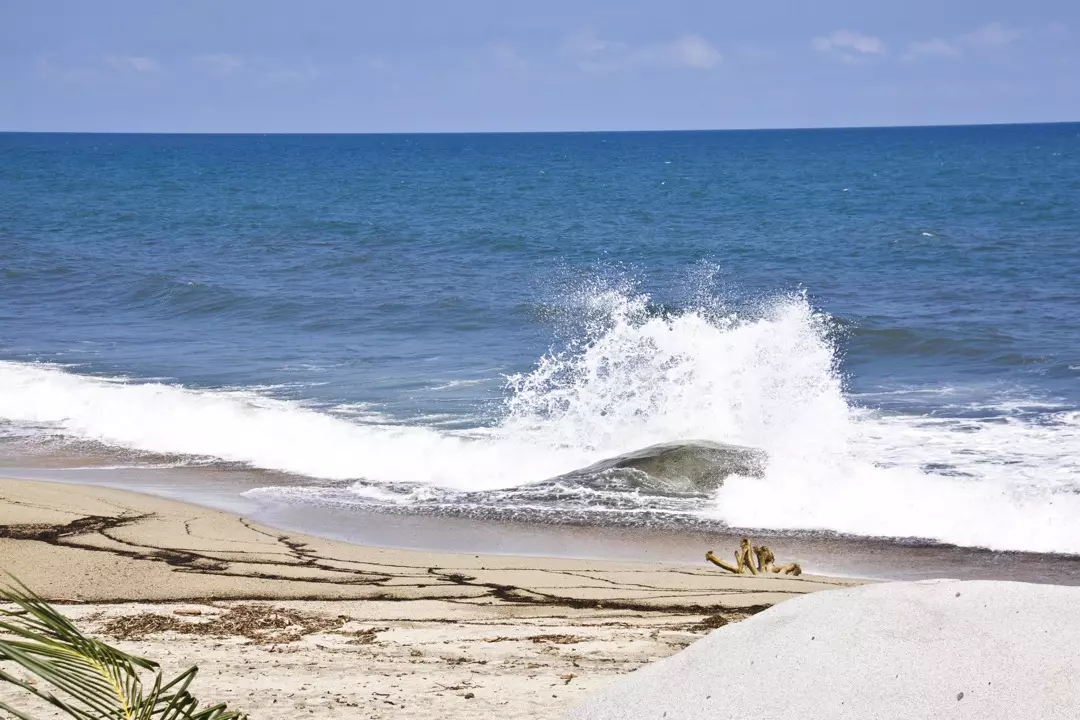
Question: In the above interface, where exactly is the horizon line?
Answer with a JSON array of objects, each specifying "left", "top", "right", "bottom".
[{"left": 2, "top": 119, "right": 1078, "bottom": 136}]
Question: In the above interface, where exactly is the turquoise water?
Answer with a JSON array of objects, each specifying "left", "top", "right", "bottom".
[{"left": 1, "top": 124, "right": 1079, "bottom": 553}]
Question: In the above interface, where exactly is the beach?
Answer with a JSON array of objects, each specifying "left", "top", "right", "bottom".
[
  {"left": 5, "top": 3, "right": 1080, "bottom": 717},
  {"left": 3, "top": 124, "right": 1080, "bottom": 718},
  {"left": 0, "top": 476, "right": 855, "bottom": 718}
]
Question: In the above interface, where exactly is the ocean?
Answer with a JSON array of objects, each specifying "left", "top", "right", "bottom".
[{"left": 2, "top": 124, "right": 1079, "bottom": 563}]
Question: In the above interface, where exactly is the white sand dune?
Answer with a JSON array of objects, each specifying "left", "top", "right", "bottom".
[{"left": 568, "top": 579, "right": 1080, "bottom": 720}]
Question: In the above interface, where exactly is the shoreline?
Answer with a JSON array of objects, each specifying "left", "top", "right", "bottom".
[
  {"left": 0, "top": 476, "right": 850, "bottom": 605},
  {"left": 7, "top": 465, "right": 1080, "bottom": 586},
  {"left": 0, "top": 476, "right": 854, "bottom": 719}
]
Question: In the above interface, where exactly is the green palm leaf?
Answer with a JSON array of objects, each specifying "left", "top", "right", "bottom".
[{"left": 0, "top": 578, "right": 245, "bottom": 720}]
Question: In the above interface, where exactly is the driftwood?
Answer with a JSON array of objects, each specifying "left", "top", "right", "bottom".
[{"left": 706, "top": 538, "right": 802, "bottom": 576}]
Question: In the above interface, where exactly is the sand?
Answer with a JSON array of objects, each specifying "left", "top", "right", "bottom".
[
  {"left": 568, "top": 578, "right": 1080, "bottom": 720},
  {"left": 0, "top": 477, "right": 854, "bottom": 719}
]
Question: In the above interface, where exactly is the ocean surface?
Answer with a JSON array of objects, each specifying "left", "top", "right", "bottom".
[{"left": 1, "top": 125, "right": 1079, "bottom": 556}]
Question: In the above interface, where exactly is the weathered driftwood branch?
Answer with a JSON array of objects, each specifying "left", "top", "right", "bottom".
[
  {"left": 703, "top": 550, "right": 740, "bottom": 573},
  {"left": 706, "top": 538, "right": 802, "bottom": 576}
]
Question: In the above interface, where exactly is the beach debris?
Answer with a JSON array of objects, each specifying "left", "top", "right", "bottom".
[
  {"left": 529, "top": 633, "right": 583, "bottom": 644},
  {"left": 347, "top": 626, "right": 387, "bottom": 645},
  {"left": 705, "top": 538, "right": 802, "bottom": 576},
  {"left": 174, "top": 608, "right": 203, "bottom": 616},
  {"left": 481, "top": 633, "right": 583, "bottom": 644},
  {"left": 102, "top": 603, "right": 348, "bottom": 644},
  {"left": 683, "top": 614, "right": 731, "bottom": 632}
]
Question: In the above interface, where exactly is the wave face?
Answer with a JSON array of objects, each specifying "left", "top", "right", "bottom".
[{"left": 3, "top": 286, "right": 1080, "bottom": 553}]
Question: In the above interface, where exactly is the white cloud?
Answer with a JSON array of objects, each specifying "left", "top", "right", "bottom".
[
  {"left": 813, "top": 30, "right": 886, "bottom": 60},
  {"left": 962, "top": 22, "right": 1022, "bottom": 48},
  {"left": 561, "top": 30, "right": 627, "bottom": 72},
  {"left": 563, "top": 31, "right": 721, "bottom": 72},
  {"left": 904, "top": 38, "right": 961, "bottom": 60},
  {"left": 195, "top": 53, "right": 243, "bottom": 76},
  {"left": 667, "top": 34, "right": 722, "bottom": 69},
  {"left": 105, "top": 55, "right": 160, "bottom": 74}
]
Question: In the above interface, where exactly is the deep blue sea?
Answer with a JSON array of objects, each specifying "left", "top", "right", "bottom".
[{"left": 2, "top": 125, "right": 1079, "bottom": 554}]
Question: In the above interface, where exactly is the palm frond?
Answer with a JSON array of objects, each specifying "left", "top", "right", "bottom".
[{"left": 0, "top": 578, "right": 245, "bottom": 720}]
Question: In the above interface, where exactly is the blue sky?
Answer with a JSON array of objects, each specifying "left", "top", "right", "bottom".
[{"left": 1, "top": 0, "right": 1077, "bottom": 132}]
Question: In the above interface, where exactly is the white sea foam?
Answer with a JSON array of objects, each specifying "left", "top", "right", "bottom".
[
  {"left": 0, "top": 361, "right": 591, "bottom": 490},
  {"left": 2, "top": 286, "right": 1080, "bottom": 553},
  {"left": 430, "top": 378, "right": 491, "bottom": 391},
  {"left": 712, "top": 404, "right": 1080, "bottom": 553}
]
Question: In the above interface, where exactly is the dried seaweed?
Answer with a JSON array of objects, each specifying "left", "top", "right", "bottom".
[
  {"left": 346, "top": 626, "right": 386, "bottom": 645},
  {"left": 103, "top": 604, "right": 348, "bottom": 644}
]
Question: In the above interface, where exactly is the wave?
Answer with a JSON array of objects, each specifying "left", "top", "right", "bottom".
[
  {"left": 713, "top": 408, "right": 1080, "bottom": 553},
  {"left": 2, "top": 285, "right": 1080, "bottom": 554},
  {"left": 0, "top": 360, "right": 591, "bottom": 490}
]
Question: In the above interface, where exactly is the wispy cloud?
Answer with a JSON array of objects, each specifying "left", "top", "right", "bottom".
[
  {"left": 366, "top": 57, "right": 391, "bottom": 73},
  {"left": 903, "top": 38, "right": 961, "bottom": 61},
  {"left": 905, "top": 22, "right": 1024, "bottom": 62},
  {"left": 812, "top": 30, "right": 886, "bottom": 62},
  {"left": 962, "top": 22, "right": 1023, "bottom": 48},
  {"left": 489, "top": 42, "right": 528, "bottom": 71},
  {"left": 665, "top": 34, "right": 723, "bottom": 69},
  {"left": 1044, "top": 21, "right": 1070, "bottom": 41},
  {"left": 730, "top": 43, "right": 781, "bottom": 65},
  {"left": 563, "top": 31, "right": 721, "bottom": 73},
  {"left": 258, "top": 60, "right": 320, "bottom": 87},
  {"left": 192, "top": 54, "right": 326, "bottom": 84},
  {"left": 36, "top": 55, "right": 95, "bottom": 84},
  {"left": 194, "top": 53, "right": 243, "bottom": 76},
  {"left": 563, "top": 30, "right": 620, "bottom": 63},
  {"left": 105, "top": 55, "right": 160, "bottom": 74}
]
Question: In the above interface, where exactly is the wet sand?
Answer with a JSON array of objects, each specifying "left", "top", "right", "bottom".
[
  {"left": 5, "top": 462, "right": 1080, "bottom": 585},
  {"left": 0, "top": 476, "right": 854, "bottom": 719}
]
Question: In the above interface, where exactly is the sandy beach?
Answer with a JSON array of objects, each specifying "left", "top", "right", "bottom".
[{"left": 0, "top": 476, "right": 856, "bottom": 718}]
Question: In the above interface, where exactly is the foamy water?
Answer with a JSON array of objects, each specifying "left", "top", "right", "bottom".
[{"left": 2, "top": 288, "right": 1079, "bottom": 554}]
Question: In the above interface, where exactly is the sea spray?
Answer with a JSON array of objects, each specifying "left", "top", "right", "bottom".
[{"left": 501, "top": 287, "right": 848, "bottom": 460}]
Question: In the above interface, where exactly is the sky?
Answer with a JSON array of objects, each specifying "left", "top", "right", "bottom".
[{"left": 1, "top": 0, "right": 1077, "bottom": 133}]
